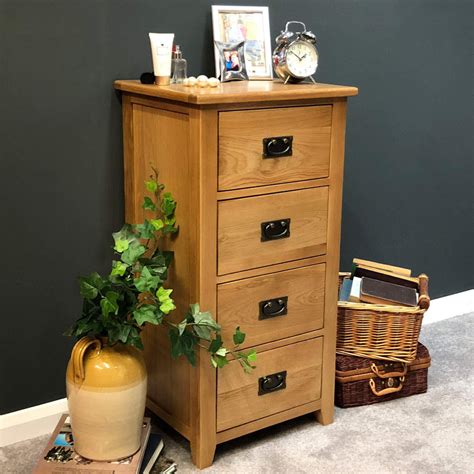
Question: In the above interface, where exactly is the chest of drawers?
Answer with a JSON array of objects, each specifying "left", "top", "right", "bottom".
[{"left": 114, "top": 80, "right": 358, "bottom": 468}]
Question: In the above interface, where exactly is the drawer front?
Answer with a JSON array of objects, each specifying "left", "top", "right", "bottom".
[
  {"left": 218, "top": 264, "right": 326, "bottom": 348},
  {"left": 217, "top": 337, "right": 323, "bottom": 431},
  {"left": 218, "top": 106, "right": 332, "bottom": 191},
  {"left": 217, "top": 187, "right": 328, "bottom": 275}
]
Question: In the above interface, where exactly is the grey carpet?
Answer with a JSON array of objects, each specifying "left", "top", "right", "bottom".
[{"left": 1, "top": 313, "right": 472, "bottom": 473}]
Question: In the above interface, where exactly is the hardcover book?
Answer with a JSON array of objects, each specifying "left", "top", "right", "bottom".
[
  {"left": 33, "top": 414, "right": 151, "bottom": 473},
  {"left": 360, "top": 277, "right": 418, "bottom": 307}
]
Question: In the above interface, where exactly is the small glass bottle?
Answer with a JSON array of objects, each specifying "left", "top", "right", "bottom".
[{"left": 171, "top": 45, "right": 187, "bottom": 84}]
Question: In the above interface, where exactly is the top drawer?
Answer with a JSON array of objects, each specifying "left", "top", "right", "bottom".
[{"left": 218, "top": 106, "right": 332, "bottom": 191}]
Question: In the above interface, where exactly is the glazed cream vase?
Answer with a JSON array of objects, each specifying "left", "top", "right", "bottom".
[{"left": 66, "top": 336, "right": 147, "bottom": 461}]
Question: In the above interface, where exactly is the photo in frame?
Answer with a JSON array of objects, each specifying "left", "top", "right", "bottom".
[
  {"left": 212, "top": 5, "right": 272, "bottom": 80},
  {"left": 214, "top": 40, "right": 249, "bottom": 82}
]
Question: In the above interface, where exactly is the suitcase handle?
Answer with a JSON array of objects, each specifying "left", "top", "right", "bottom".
[
  {"left": 370, "top": 363, "right": 407, "bottom": 379},
  {"left": 369, "top": 377, "right": 404, "bottom": 396}
]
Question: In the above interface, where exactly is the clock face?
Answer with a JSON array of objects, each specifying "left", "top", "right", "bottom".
[{"left": 286, "top": 41, "right": 318, "bottom": 78}]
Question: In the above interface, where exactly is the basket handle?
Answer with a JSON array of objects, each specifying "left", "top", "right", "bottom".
[
  {"left": 370, "top": 363, "right": 407, "bottom": 379},
  {"left": 369, "top": 377, "right": 404, "bottom": 397},
  {"left": 418, "top": 274, "right": 430, "bottom": 310}
]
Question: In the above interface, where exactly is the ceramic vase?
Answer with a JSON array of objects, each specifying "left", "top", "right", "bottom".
[{"left": 66, "top": 336, "right": 147, "bottom": 461}]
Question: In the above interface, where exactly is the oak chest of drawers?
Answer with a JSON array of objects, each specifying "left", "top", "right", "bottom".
[{"left": 114, "top": 80, "right": 358, "bottom": 468}]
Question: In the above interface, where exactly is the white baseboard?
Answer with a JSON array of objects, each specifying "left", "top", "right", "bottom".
[
  {"left": 0, "top": 398, "right": 68, "bottom": 447},
  {"left": 422, "top": 289, "right": 474, "bottom": 325},
  {"left": 1, "top": 289, "right": 472, "bottom": 448}
]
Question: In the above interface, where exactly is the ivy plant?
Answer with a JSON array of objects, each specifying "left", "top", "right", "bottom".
[{"left": 67, "top": 168, "right": 256, "bottom": 373}]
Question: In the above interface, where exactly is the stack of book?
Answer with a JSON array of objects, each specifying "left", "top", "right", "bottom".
[
  {"left": 33, "top": 414, "right": 177, "bottom": 474},
  {"left": 339, "top": 258, "right": 419, "bottom": 307}
]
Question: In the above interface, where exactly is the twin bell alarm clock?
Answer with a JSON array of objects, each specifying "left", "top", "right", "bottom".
[{"left": 273, "top": 21, "right": 319, "bottom": 84}]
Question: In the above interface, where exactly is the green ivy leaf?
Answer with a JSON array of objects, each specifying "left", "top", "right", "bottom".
[
  {"left": 150, "top": 219, "right": 164, "bottom": 231},
  {"left": 135, "top": 220, "right": 155, "bottom": 240},
  {"left": 247, "top": 349, "right": 257, "bottom": 363},
  {"left": 112, "top": 224, "right": 136, "bottom": 253},
  {"left": 169, "top": 327, "right": 198, "bottom": 366},
  {"left": 233, "top": 326, "right": 246, "bottom": 346},
  {"left": 161, "top": 192, "right": 176, "bottom": 216},
  {"left": 126, "top": 326, "right": 144, "bottom": 349},
  {"left": 145, "top": 180, "right": 158, "bottom": 193},
  {"left": 121, "top": 241, "right": 146, "bottom": 265},
  {"left": 208, "top": 335, "right": 223, "bottom": 354},
  {"left": 162, "top": 224, "right": 178, "bottom": 235},
  {"left": 100, "top": 291, "right": 119, "bottom": 318},
  {"left": 79, "top": 272, "right": 105, "bottom": 300},
  {"left": 108, "top": 324, "right": 131, "bottom": 344},
  {"left": 194, "top": 310, "right": 220, "bottom": 332},
  {"left": 160, "top": 299, "right": 176, "bottom": 314},
  {"left": 216, "top": 347, "right": 227, "bottom": 357},
  {"left": 110, "top": 261, "right": 128, "bottom": 277},
  {"left": 156, "top": 287, "right": 176, "bottom": 314},
  {"left": 134, "top": 266, "right": 160, "bottom": 292},
  {"left": 164, "top": 216, "right": 176, "bottom": 226},
  {"left": 163, "top": 251, "right": 174, "bottom": 267},
  {"left": 133, "top": 304, "right": 162, "bottom": 326},
  {"left": 178, "top": 320, "right": 187, "bottom": 335},
  {"left": 211, "top": 354, "right": 229, "bottom": 368},
  {"left": 79, "top": 278, "right": 98, "bottom": 300},
  {"left": 156, "top": 287, "right": 173, "bottom": 302},
  {"left": 115, "top": 240, "right": 129, "bottom": 253},
  {"left": 193, "top": 324, "right": 212, "bottom": 341},
  {"left": 143, "top": 196, "right": 156, "bottom": 211},
  {"left": 238, "top": 358, "right": 255, "bottom": 374}
]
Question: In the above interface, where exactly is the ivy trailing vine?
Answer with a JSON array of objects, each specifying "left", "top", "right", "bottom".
[{"left": 67, "top": 168, "right": 256, "bottom": 373}]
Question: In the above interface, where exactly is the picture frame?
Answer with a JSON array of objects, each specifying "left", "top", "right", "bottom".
[{"left": 212, "top": 5, "right": 272, "bottom": 80}]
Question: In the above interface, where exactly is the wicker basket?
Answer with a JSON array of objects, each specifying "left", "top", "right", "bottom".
[{"left": 336, "top": 272, "right": 430, "bottom": 363}]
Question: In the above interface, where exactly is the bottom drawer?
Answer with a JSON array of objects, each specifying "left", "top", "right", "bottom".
[{"left": 217, "top": 337, "right": 323, "bottom": 432}]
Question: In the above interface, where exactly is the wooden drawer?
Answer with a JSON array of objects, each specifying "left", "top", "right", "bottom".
[
  {"left": 218, "top": 264, "right": 325, "bottom": 348},
  {"left": 217, "top": 187, "right": 328, "bottom": 275},
  {"left": 217, "top": 337, "right": 323, "bottom": 431},
  {"left": 218, "top": 106, "right": 332, "bottom": 191}
]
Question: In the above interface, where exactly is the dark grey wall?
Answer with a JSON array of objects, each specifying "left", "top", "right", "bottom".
[{"left": 1, "top": 1, "right": 472, "bottom": 414}]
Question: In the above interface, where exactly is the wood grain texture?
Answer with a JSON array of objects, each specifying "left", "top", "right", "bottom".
[
  {"left": 189, "top": 108, "right": 218, "bottom": 469},
  {"left": 217, "top": 337, "right": 323, "bottom": 432},
  {"left": 216, "top": 399, "right": 321, "bottom": 444},
  {"left": 218, "top": 187, "right": 329, "bottom": 275},
  {"left": 118, "top": 84, "right": 357, "bottom": 468},
  {"left": 218, "top": 106, "right": 331, "bottom": 190},
  {"left": 216, "top": 255, "right": 326, "bottom": 284},
  {"left": 114, "top": 80, "right": 358, "bottom": 104},
  {"left": 126, "top": 102, "right": 197, "bottom": 439},
  {"left": 315, "top": 99, "right": 348, "bottom": 426},
  {"left": 217, "top": 178, "right": 331, "bottom": 201},
  {"left": 217, "top": 264, "right": 326, "bottom": 348}
]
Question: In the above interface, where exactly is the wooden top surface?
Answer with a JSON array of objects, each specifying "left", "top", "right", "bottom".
[{"left": 114, "top": 79, "right": 358, "bottom": 105}]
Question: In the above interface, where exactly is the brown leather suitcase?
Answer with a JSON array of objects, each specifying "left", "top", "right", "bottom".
[{"left": 335, "top": 343, "right": 430, "bottom": 408}]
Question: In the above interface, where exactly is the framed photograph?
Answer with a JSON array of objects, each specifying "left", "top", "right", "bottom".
[{"left": 212, "top": 5, "right": 272, "bottom": 80}]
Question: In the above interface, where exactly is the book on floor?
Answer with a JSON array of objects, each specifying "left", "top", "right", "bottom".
[
  {"left": 139, "top": 433, "right": 164, "bottom": 474},
  {"left": 33, "top": 414, "right": 152, "bottom": 473},
  {"left": 154, "top": 456, "right": 177, "bottom": 474}
]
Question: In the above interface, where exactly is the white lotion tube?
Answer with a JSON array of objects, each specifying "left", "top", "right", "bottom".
[{"left": 149, "top": 33, "right": 174, "bottom": 85}]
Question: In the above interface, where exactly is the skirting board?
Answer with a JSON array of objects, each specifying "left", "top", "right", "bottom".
[
  {"left": 422, "top": 289, "right": 473, "bottom": 325},
  {"left": 1, "top": 289, "right": 472, "bottom": 447},
  {"left": 0, "top": 398, "right": 68, "bottom": 447}
]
